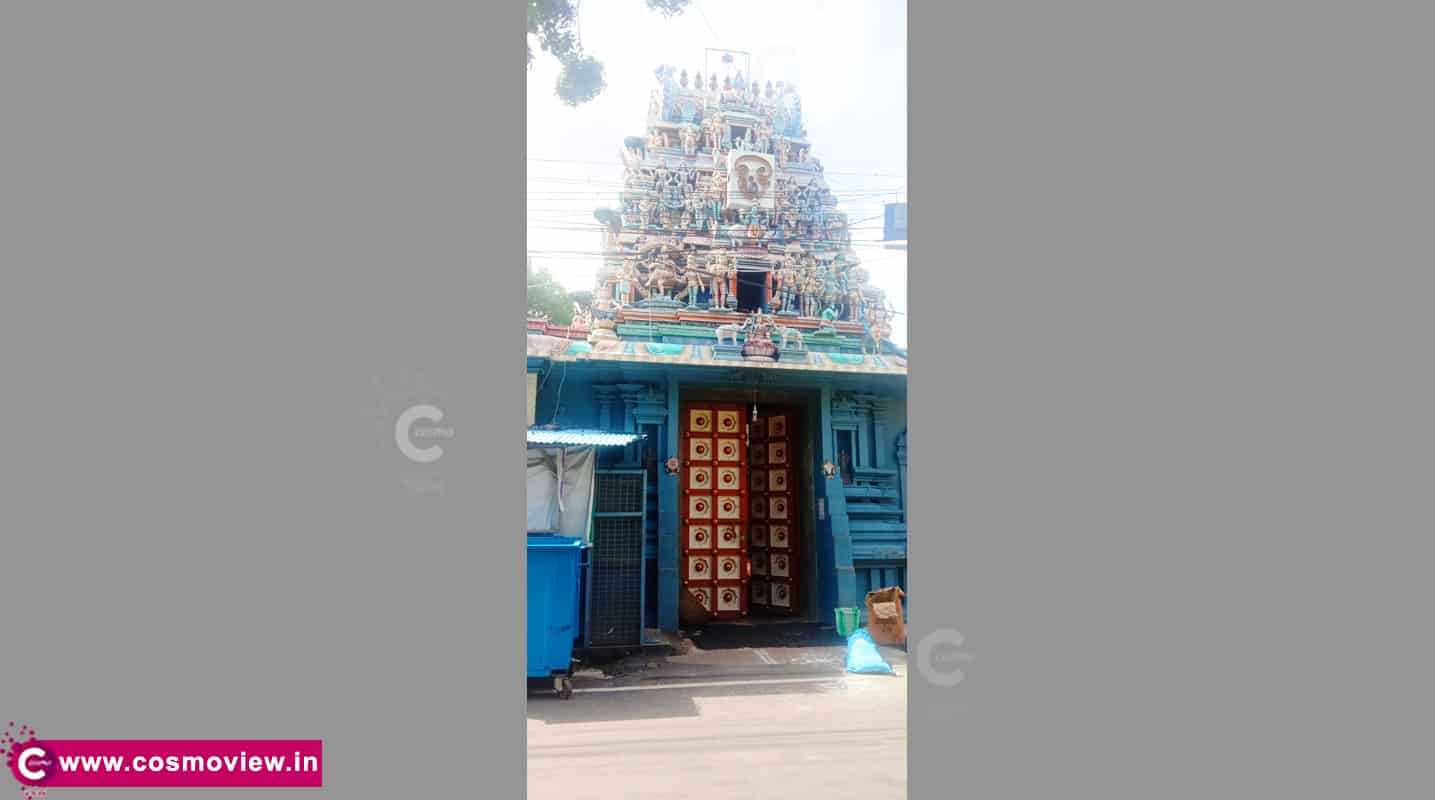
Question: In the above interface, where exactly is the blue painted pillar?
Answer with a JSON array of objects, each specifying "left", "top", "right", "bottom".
[
  {"left": 657, "top": 375, "right": 682, "bottom": 631},
  {"left": 872, "top": 398, "right": 887, "bottom": 470},
  {"left": 896, "top": 430, "right": 909, "bottom": 521},
  {"left": 819, "top": 385, "right": 858, "bottom": 615}
]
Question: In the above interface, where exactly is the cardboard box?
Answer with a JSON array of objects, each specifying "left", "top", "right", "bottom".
[{"left": 865, "top": 586, "right": 906, "bottom": 646}]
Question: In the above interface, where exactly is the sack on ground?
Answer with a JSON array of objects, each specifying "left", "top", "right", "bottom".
[
  {"left": 845, "top": 629, "right": 894, "bottom": 675},
  {"left": 865, "top": 586, "right": 906, "bottom": 646},
  {"left": 679, "top": 585, "right": 714, "bottom": 626}
]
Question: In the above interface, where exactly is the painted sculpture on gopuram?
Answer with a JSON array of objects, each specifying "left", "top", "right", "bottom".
[{"left": 588, "top": 52, "right": 895, "bottom": 353}]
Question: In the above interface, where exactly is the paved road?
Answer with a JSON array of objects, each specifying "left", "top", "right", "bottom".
[{"left": 528, "top": 671, "right": 907, "bottom": 799}]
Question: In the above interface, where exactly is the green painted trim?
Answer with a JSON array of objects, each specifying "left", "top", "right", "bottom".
[
  {"left": 613, "top": 323, "right": 864, "bottom": 352},
  {"left": 645, "top": 342, "right": 685, "bottom": 356}
]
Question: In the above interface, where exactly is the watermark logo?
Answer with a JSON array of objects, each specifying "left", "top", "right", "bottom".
[
  {"left": 13, "top": 744, "right": 54, "bottom": 786},
  {"left": 395, "top": 404, "right": 453, "bottom": 464},
  {"left": 5, "top": 724, "right": 50, "bottom": 798},
  {"left": 5, "top": 723, "right": 322, "bottom": 793},
  {"left": 912, "top": 628, "right": 974, "bottom": 688},
  {"left": 362, "top": 371, "right": 452, "bottom": 496}
]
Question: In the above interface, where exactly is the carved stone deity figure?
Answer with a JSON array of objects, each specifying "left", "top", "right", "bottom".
[
  {"left": 595, "top": 262, "right": 617, "bottom": 302},
  {"left": 755, "top": 121, "right": 771, "bottom": 154},
  {"left": 775, "top": 137, "right": 790, "bottom": 168},
  {"left": 639, "top": 195, "right": 658, "bottom": 228},
  {"left": 748, "top": 308, "right": 775, "bottom": 342},
  {"left": 685, "top": 195, "right": 702, "bottom": 230},
  {"left": 679, "top": 124, "right": 699, "bottom": 156},
  {"left": 703, "top": 113, "right": 721, "bottom": 151},
  {"left": 801, "top": 271, "right": 821, "bottom": 317},
  {"left": 707, "top": 249, "right": 733, "bottom": 309},
  {"left": 660, "top": 170, "right": 686, "bottom": 213},
  {"left": 679, "top": 255, "right": 707, "bottom": 307},
  {"left": 775, "top": 260, "right": 800, "bottom": 313},
  {"left": 864, "top": 309, "right": 893, "bottom": 354},
  {"left": 660, "top": 235, "right": 685, "bottom": 273},
  {"left": 821, "top": 269, "right": 843, "bottom": 314},
  {"left": 646, "top": 254, "right": 679, "bottom": 298},
  {"left": 744, "top": 207, "right": 766, "bottom": 244},
  {"left": 706, "top": 178, "right": 724, "bottom": 218},
  {"left": 615, "top": 258, "right": 639, "bottom": 306},
  {"left": 844, "top": 267, "right": 869, "bottom": 322},
  {"left": 781, "top": 209, "right": 800, "bottom": 240},
  {"left": 862, "top": 285, "right": 888, "bottom": 322}
]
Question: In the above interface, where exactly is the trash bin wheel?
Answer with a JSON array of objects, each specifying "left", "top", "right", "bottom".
[{"left": 555, "top": 676, "right": 573, "bottom": 700}]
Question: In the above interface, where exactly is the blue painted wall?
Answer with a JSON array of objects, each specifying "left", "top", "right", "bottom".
[{"left": 529, "top": 355, "right": 907, "bottom": 632}]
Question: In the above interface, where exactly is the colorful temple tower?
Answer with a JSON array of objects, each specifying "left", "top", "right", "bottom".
[
  {"left": 586, "top": 58, "right": 896, "bottom": 358},
  {"left": 529, "top": 56, "right": 907, "bottom": 638}
]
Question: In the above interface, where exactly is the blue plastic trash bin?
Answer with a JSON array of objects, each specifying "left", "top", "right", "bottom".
[{"left": 527, "top": 534, "right": 587, "bottom": 698}]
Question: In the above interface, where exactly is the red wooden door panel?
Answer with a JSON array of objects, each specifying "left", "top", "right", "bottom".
[{"left": 682, "top": 402, "right": 748, "bottom": 619}]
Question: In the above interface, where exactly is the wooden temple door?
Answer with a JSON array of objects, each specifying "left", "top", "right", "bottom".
[
  {"left": 680, "top": 403, "right": 749, "bottom": 619},
  {"left": 749, "top": 407, "right": 800, "bottom": 616}
]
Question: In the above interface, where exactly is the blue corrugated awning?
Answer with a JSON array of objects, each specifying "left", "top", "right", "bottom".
[{"left": 526, "top": 428, "right": 646, "bottom": 447}]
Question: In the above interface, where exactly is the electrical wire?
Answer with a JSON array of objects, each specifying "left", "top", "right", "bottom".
[{"left": 528, "top": 156, "right": 905, "bottom": 179}]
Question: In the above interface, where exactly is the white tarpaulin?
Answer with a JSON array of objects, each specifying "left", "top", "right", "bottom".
[{"left": 525, "top": 446, "right": 596, "bottom": 540}]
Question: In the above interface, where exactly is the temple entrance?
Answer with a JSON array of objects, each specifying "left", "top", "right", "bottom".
[{"left": 679, "top": 394, "right": 814, "bottom": 623}]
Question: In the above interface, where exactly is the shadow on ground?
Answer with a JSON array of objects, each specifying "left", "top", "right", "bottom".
[
  {"left": 526, "top": 677, "right": 858, "bottom": 725},
  {"left": 684, "top": 621, "right": 849, "bottom": 650}
]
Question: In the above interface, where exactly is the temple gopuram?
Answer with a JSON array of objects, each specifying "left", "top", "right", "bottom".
[{"left": 528, "top": 54, "right": 907, "bottom": 643}]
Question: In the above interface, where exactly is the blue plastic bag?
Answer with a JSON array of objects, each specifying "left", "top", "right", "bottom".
[{"left": 845, "top": 629, "right": 894, "bottom": 675}]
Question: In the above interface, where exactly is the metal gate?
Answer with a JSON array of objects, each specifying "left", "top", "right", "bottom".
[{"left": 585, "top": 469, "right": 648, "bottom": 648}]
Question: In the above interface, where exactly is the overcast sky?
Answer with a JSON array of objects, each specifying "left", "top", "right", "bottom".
[{"left": 527, "top": 0, "right": 907, "bottom": 346}]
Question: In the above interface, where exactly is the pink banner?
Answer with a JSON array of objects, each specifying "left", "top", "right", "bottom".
[{"left": 8, "top": 740, "right": 322, "bottom": 788}]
